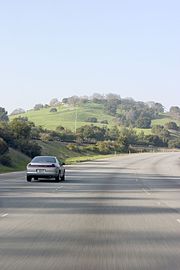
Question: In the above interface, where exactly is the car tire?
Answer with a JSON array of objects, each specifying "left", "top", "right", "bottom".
[
  {"left": 61, "top": 172, "right": 65, "bottom": 181},
  {"left": 27, "top": 176, "right": 32, "bottom": 182},
  {"left": 55, "top": 173, "right": 60, "bottom": 182}
]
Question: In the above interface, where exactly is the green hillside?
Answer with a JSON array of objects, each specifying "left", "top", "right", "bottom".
[
  {"left": 10, "top": 102, "right": 179, "bottom": 136},
  {"left": 39, "top": 141, "right": 81, "bottom": 161},
  {"left": 0, "top": 148, "right": 30, "bottom": 173},
  {"left": 39, "top": 140, "right": 109, "bottom": 164},
  {"left": 10, "top": 103, "right": 116, "bottom": 131},
  {"left": 151, "top": 113, "right": 180, "bottom": 126},
  {"left": 0, "top": 141, "right": 111, "bottom": 173}
]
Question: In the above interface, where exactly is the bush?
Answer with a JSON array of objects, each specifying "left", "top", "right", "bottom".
[
  {"left": 96, "top": 141, "right": 111, "bottom": 154},
  {"left": 34, "top": 104, "right": 43, "bottom": 111},
  {"left": 87, "top": 117, "right": 98, "bottom": 123},
  {"left": 50, "top": 108, "right": 57, "bottom": 113},
  {"left": 40, "top": 133, "right": 52, "bottom": 142},
  {"left": 100, "top": 120, "right": 108, "bottom": 124},
  {"left": 16, "top": 140, "right": 41, "bottom": 158},
  {"left": 136, "top": 117, "right": 151, "bottom": 128},
  {"left": 168, "top": 138, "right": 180, "bottom": 149},
  {"left": 67, "top": 144, "right": 80, "bottom": 152},
  {"left": 165, "top": 122, "right": 178, "bottom": 130},
  {"left": 0, "top": 138, "right": 9, "bottom": 155},
  {"left": 0, "top": 154, "right": 12, "bottom": 166}
]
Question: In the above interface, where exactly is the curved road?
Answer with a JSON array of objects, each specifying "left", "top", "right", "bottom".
[{"left": 0, "top": 152, "right": 180, "bottom": 270}]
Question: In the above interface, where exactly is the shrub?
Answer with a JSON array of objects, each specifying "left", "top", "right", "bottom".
[
  {"left": 34, "top": 104, "right": 43, "bottom": 111},
  {"left": 16, "top": 140, "right": 41, "bottom": 158},
  {"left": 86, "top": 117, "right": 98, "bottom": 123},
  {"left": 100, "top": 120, "right": 108, "bottom": 124},
  {"left": 40, "top": 133, "right": 52, "bottom": 142},
  {"left": 0, "top": 138, "right": 9, "bottom": 155},
  {"left": 0, "top": 154, "right": 12, "bottom": 166},
  {"left": 50, "top": 108, "right": 57, "bottom": 113},
  {"left": 67, "top": 144, "right": 80, "bottom": 152},
  {"left": 168, "top": 138, "right": 180, "bottom": 149},
  {"left": 165, "top": 122, "right": 178, "bottom": 130}
]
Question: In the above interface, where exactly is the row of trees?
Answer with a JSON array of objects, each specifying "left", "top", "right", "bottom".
[
  {"left": 60, "top": 95, "right": 165, "bottom": 128},
  {"left": 169, "top": 106, "right": 180, "bottom": 119}
]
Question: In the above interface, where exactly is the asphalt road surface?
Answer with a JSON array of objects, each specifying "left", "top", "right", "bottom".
[{"left": 0, "top": 152, "right": 180, "bottom": 270}]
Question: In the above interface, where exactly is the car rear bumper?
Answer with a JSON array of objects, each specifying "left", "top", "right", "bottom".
[{"left": 27, "top": 172, "right": 59, "bottom": 178}]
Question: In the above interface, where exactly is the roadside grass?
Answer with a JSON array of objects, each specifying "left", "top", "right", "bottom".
[
  {"left": 38, "top": 141, "right": 81, "bottom": 161},
  {"left": 0, "top": 141, "right": 115, "bottom": 173},
  {"left": 66, "top": 154, "right": 114, "bottom": 164},
  {"left": 0, "top": 148, "right": 30, "bottom": 173},
  {"left": 38, "top": 141, "right": 114, "bottom": 164}
]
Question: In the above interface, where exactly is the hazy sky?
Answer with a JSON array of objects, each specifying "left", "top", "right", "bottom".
[{"left": 0, "top": 0, "right": 179, "bottom": 113}]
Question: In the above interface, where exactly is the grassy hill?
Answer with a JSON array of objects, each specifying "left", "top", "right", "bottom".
[
  {"left": 10, "top": 103, "right": 116, "bottom": 131},
  {"left": 151, "top": 113, "right": 180, "bottom": 126},
  {"left": 10, "top": 102, "right": 179, "bottom": 136}
]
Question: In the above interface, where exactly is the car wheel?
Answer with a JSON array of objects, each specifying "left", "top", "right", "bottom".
[
  {"left": 61, "top": 172, "right": 65, "bottom": 181},
  {"left": 27, "top": 176, "right": 32, "bottom": 182},
  {"left": 55, "top": 173, "right": 60, "bottom": 182}
]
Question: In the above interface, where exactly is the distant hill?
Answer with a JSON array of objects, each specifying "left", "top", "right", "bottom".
[
  {"left": 10, "top": 99, "right": 180, "bottom": 134},
  {"left": 10, "top": 102, "right": 117, "bottom": 131}
]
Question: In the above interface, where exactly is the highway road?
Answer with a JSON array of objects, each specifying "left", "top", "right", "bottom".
[{"left": 0, "top": 152, "right": 180, "bottom": 270}]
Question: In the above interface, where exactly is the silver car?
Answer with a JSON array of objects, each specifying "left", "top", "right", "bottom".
[{"left": 26, "top": 156, "right": 65, "bottom": 182}]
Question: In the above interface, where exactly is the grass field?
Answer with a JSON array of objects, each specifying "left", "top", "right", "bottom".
[
  {"left": 151, "top": 113, "right": 180, "bottom": 126},
  {"left": 10, "top": 103, "right": 116, "bottom": 131},
  {"left": 134, "top": 128, "right": 152, "bottom": 135},
  {"left": 10, "top": 104, "right": 179, "bottom": 138}
]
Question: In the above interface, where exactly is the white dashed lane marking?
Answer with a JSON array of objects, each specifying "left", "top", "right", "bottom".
[
  {"left": 142, "top": 188, "right": 151, "bottom": 195},
  {"left": 1, "top": 213, "right": 8, "bottom": 218}
]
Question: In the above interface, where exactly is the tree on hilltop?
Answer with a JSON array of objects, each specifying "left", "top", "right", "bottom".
[
  {"left": 11, "top": 108, "right": 25, "bottom": 115},
  {"left": 0, "top": 107, "right": 9, "bottom": 122},
  {"left": 49, "top": 98, "right": 59, "bottom": 107}
]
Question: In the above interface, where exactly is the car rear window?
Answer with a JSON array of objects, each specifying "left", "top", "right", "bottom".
[{"left": 32, "top": 157, "right": 56, "bottom": 163}]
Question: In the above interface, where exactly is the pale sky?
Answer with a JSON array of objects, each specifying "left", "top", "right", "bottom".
[{"left": 0, "top": 0, "right": 179, "bottom": 113}]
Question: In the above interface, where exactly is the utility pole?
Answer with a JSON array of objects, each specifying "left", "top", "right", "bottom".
[{"left": 74, "top": 106, "right": 78, "bottom": 134}]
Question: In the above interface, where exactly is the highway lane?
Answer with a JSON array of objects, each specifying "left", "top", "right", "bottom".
[{"left": 0, "top": 152, "right": 180, "bottom": 270}]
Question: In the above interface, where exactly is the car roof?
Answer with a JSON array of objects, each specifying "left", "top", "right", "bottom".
[{"left": 33, "top": 156, "right": 57, "bottom": 158}]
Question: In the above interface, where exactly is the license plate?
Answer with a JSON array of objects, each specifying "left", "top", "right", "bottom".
[{"left": 36, "top": 169, "right": 46, "bottom": 173}]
